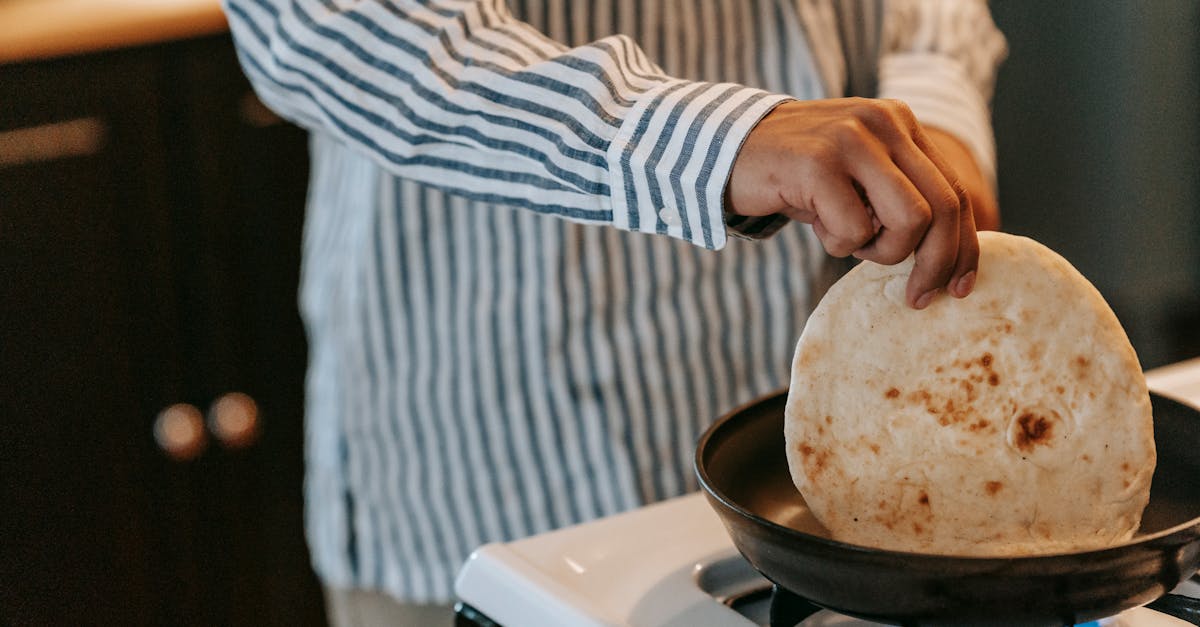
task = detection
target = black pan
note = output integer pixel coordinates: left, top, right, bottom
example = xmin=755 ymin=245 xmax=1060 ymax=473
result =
xmin=696 ymin=391 xmax=1200 ymax=626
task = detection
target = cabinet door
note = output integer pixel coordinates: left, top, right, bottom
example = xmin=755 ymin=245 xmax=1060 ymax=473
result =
xmin=0 ymin=49 xmax=180 ymax=626
xmin=154 ymin=35 xmax=323 ymax=626
xmin=1 ymin=38 xmax=323 ymax=626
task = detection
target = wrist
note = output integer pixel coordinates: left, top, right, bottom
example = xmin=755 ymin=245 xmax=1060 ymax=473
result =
xmin=924 ymin=125 xmax=1000 ymax=231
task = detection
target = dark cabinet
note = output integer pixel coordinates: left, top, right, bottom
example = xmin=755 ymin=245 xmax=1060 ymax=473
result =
xmin=0 ymin=33 xmax=323 ymax=626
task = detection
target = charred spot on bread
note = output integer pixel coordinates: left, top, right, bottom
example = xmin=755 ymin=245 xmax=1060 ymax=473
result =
xmin=1014 ymin=411 xmax=1054 ymax=450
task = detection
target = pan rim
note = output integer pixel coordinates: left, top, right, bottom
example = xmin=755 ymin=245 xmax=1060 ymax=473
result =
xmin=695 ymin=388 xmax=1200 ymax=566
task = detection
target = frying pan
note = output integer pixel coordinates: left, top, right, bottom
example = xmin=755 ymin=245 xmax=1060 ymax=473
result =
xmin=696 ymin=391 xmax=1200 ymax=626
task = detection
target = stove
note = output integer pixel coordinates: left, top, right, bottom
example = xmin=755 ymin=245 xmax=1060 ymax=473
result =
xmin=454 ymin=358 xmax=1200 ymax=627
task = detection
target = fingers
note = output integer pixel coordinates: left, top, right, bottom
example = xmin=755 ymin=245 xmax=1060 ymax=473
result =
xmin=841 ymin=134 xmax=931 ymax=265
xmin=948 ymin=184 xmax=979 ymax=298
xmin=855 ymin=101 xmax=980 ymax=307
xmin=801 ymin=171 xmax=878 ymax=258
xmin=879 ymin=134 xmax=962 ymax=307
xmin=900 ymin=123 xmax=979 ymax=305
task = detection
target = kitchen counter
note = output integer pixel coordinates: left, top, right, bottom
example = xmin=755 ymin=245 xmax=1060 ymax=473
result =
xmin=1146 ymin=356 xmax=1200 ymax=407
xmin=0 ymin=0 xmax=227 ymax=64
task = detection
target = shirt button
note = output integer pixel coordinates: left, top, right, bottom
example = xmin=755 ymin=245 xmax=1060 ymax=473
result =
xmin=659 ymin=208 xmax=681 ymax=228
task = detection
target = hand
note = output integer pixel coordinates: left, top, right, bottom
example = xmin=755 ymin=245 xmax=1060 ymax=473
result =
xmin=727 ymin=98 xmax=977 ymax=309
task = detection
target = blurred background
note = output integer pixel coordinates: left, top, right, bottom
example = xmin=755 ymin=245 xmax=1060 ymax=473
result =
xmin=991 ymin=2 xmax=1200 ymax=370
xmin=1 ymin=1 xmax=1197 ymax=626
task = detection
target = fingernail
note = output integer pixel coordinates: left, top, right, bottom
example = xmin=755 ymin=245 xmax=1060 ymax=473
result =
xmin=914 ymin=289 xmax=939 ymax=310
xmin=955 ymin=271 xmax=977 ymax=297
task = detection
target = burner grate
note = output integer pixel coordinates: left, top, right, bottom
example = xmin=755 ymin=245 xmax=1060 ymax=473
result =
xmin=453 ymin=579 xmax=1200 ymax=626
xmin=722 ymin=580 xmax=1200 ymax=627
xmin=1147 ymin=592 xmax=1200 ymax=625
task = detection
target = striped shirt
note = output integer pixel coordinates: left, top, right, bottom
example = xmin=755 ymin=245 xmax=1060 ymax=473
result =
xmin=223 ymin=0 xmax=1006 ymax=603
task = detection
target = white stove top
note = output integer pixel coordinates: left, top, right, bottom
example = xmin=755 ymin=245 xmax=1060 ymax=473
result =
xmin=455 ymin=358 xmax=1200 ymax=627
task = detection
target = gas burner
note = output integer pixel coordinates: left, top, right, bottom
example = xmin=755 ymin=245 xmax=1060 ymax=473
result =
xmin=455 ymin=359 xmax=1200 ymax=627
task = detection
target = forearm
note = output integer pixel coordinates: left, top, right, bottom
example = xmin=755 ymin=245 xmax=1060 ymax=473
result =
xmin=876 ymin=0 xmax=1007 ymax=228
xmin=222 ymin=0 xmax=788 ymax=249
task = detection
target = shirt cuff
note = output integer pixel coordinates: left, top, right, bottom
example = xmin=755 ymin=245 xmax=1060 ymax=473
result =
xmin=877 ymin=52 xmax=999 ymax=191
xmin=608 ymin=80 xmax=792 ymax=250
xmin=724 ymin=213 xmax=792 ymax=241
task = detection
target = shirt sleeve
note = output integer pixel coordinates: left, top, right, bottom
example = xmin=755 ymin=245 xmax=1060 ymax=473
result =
xmin=876 ymin=0 xmax=1008 ymax=189
xmin=220 ymin=0 xmax=791 ymax=250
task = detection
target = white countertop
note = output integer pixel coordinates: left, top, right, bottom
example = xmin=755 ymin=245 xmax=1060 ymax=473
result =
xmin=1146 ymin=357 xmax=1200 ymax=408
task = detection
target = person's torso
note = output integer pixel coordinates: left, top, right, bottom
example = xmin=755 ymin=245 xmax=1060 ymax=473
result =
xmin=301 ymin=0 xmax=844 ymax=602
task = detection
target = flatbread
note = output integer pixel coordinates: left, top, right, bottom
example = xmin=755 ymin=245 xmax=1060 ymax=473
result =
xmin=784 ymin=231 xmax=1155 ymax=556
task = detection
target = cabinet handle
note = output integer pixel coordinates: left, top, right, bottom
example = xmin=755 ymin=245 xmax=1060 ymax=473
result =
xmin=0 ymin=117 xmax=107 ymax=168
xmin=207 ymin=392 xmax=261 ymax=449
xmin=154 ymin=403 xmax=207 ymax=462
